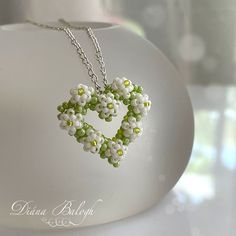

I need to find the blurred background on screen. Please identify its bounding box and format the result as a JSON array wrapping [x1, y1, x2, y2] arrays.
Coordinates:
[[0, 0, 235, 235]]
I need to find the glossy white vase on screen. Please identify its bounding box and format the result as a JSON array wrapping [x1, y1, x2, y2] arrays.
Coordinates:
[[0, 22, 194, 229]]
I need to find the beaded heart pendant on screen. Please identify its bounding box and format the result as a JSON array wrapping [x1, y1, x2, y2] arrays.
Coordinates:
[[57, 77, 151, 167]]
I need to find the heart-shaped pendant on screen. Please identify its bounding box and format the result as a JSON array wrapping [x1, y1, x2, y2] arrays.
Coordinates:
[[57, 77, 151, 167]]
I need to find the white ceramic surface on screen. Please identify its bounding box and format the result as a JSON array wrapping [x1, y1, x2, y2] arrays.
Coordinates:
[[0, 22, 194, 229]]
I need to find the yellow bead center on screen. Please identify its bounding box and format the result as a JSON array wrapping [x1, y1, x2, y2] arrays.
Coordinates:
[[90, 140, 97, 147], [144, 101, 150, 107], [67, 120, 73, 127], [123, 80, 130, 87], [133, 127, 140, 134], [78, 88, 85, 95], [107, 103, 114, 109], [117, 149, 123, 156]]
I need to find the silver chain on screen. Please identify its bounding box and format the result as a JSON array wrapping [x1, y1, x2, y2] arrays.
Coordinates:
[[26, 19, 108, 92]]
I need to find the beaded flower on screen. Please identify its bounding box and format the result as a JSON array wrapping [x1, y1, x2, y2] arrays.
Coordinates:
[[111, 77, 134, 99], [70, 84, 94, 106], [80, 128, 104, 154], [131, 93, 151, 116], [121, 117, 143, 142], [104, 139, 127, 165], [95, 92, 120, 121], [59, 109, 83, 136]]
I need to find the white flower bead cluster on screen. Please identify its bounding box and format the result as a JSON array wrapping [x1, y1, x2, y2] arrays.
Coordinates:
[[121, 117, 143, 142], [111, 77, 134, 99], [105, 139, 127, 164], [59, 109, 83, 136], [96, 92, 120, 118], [131, 93, 151, 116], [70, 84, 94, 106], [81, 128, 104, 154]]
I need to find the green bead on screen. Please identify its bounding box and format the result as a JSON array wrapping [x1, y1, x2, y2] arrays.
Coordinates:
[[77, 129, 85, 137], [123, 99, 130, 105], [57, 105, 64, 112], [123, 138, 130, 145], [98, 113, 104, 119], [115, 133, 122, 139], [90, 104, 96, 111], [108, 158, 113, 164], [76, 137, 83, 143], [128, 105, 133, 111], [67, 101, 73, 108], [123, 115, 129, 121], [75, 105, 83, 113], [82, 108, 87, 115], [100, 153, 106, 159], [137, 86, 143, 93], [113, 162, 120, 168], [105, 116, 112, 122], [130, 92, 136, 99], [134, 85, 139, 92], [101, 143, 107, 151], [117, 129, 123, 135], [136, 114, 142, 121], [62, 102, 68, 109], [84, 104, 89, 109], [91, 96, 98, 104], [83, 123, 89, 129], [114, 93, 120, 100]]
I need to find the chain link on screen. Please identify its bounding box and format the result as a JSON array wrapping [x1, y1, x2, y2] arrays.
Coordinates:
[[26, 19, 108, 92]]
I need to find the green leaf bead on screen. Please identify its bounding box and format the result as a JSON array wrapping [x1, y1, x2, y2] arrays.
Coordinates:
[[113, 162, 120, 168], [108, 158, 113, 164], [105, 116, 112, 122], [99, 113, 104, 119]]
